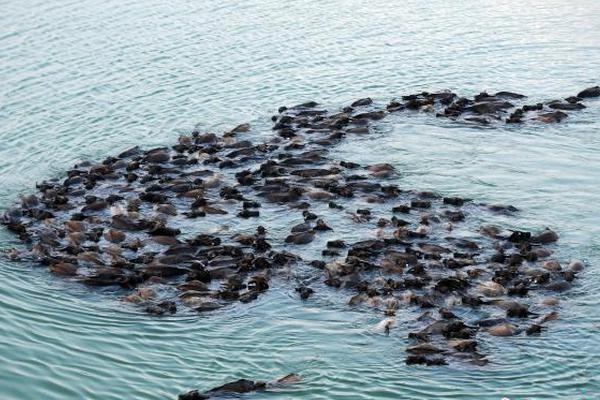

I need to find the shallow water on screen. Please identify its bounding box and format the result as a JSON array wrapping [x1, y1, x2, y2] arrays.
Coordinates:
[[1, 0, 600, 399]]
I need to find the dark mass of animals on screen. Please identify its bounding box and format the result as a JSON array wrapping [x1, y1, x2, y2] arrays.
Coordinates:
[[1, 86, 596, 378]]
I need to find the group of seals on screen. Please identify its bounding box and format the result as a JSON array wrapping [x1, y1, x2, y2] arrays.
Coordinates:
[[1, 86, 594, 372], [387, 85, 599, 125]]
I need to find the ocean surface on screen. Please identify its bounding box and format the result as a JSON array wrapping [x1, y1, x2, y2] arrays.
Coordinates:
[[1, 0, 600, 399]]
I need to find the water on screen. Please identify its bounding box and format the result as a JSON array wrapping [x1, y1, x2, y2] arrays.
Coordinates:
[[1, 0, 600, 398]]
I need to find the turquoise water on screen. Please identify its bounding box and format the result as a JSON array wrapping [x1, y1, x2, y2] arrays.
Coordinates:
[[1, 0, 600, 398]]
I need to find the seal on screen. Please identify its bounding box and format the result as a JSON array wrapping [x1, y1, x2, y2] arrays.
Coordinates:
[[179, 374, 301, 399]]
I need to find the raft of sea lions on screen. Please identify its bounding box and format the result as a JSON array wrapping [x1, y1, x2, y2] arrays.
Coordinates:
[[392, 85, 599, 124], [1, 86, 597, 380]]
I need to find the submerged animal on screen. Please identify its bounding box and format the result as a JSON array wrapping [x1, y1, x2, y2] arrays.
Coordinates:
[[178, 373, 301, 399]]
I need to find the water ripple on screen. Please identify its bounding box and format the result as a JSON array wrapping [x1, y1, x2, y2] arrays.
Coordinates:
[[2, 0, 600, 398]]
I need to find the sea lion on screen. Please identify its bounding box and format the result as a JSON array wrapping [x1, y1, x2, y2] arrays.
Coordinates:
[[285, 231, 315, 245], [122, 287, 156, 303], [486, 323, 519, 336], [327, 240, 346, 248], [296, 286, 314, 300], [492, 300, 533, 318], [148, 225, 181, 237], [522, 103, 543, 112], [82, 198, 109, 212], [118, 146, 141, 159], [328, 201, 343, 209], [533, 247, 553, 258], [155, 203, 177, 216], [537, 111, 568, 123], [468, 101, 513, 114], [145, 300, 177, 315], [291, 222, 312, 233], [568, 259, 584, 272], [307, 191, 333, 201], [405, 355, 447, 366], [49, 262, 78, 276], [407, 342, 444, 355], [577, 86, 600, 98], [229, 123, 251, 134], [351, 98, 373, 107], [542, 260, 561, 272], [489, 204, 519, 213], [104, 229, 126, 244], [238, 210, 259, 218], [532, 228, 558, 244], [526, 324, 544, 336], [443, 197, 466, 206], [314, 219, 332, 231], [506, 109, 524, 123], [151, 236, 180, 246], [448, 339, 477, 352], [477, 281, 506, 297], [538, 311, 559, 324], [541, 296, 559, 306], [144, 148, 170, 163], [353, 110, 386, 120], [465, 116, 492, 125], [387, 101, 405, 112], [367, 163, 394, 173], [544, 281, 571, 292], [548, 101, 585, 111], [111, 214, 147, 231], [373, 317, 396, 335], [494, 91, 526, 99], [179, 374, 301, 399]]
